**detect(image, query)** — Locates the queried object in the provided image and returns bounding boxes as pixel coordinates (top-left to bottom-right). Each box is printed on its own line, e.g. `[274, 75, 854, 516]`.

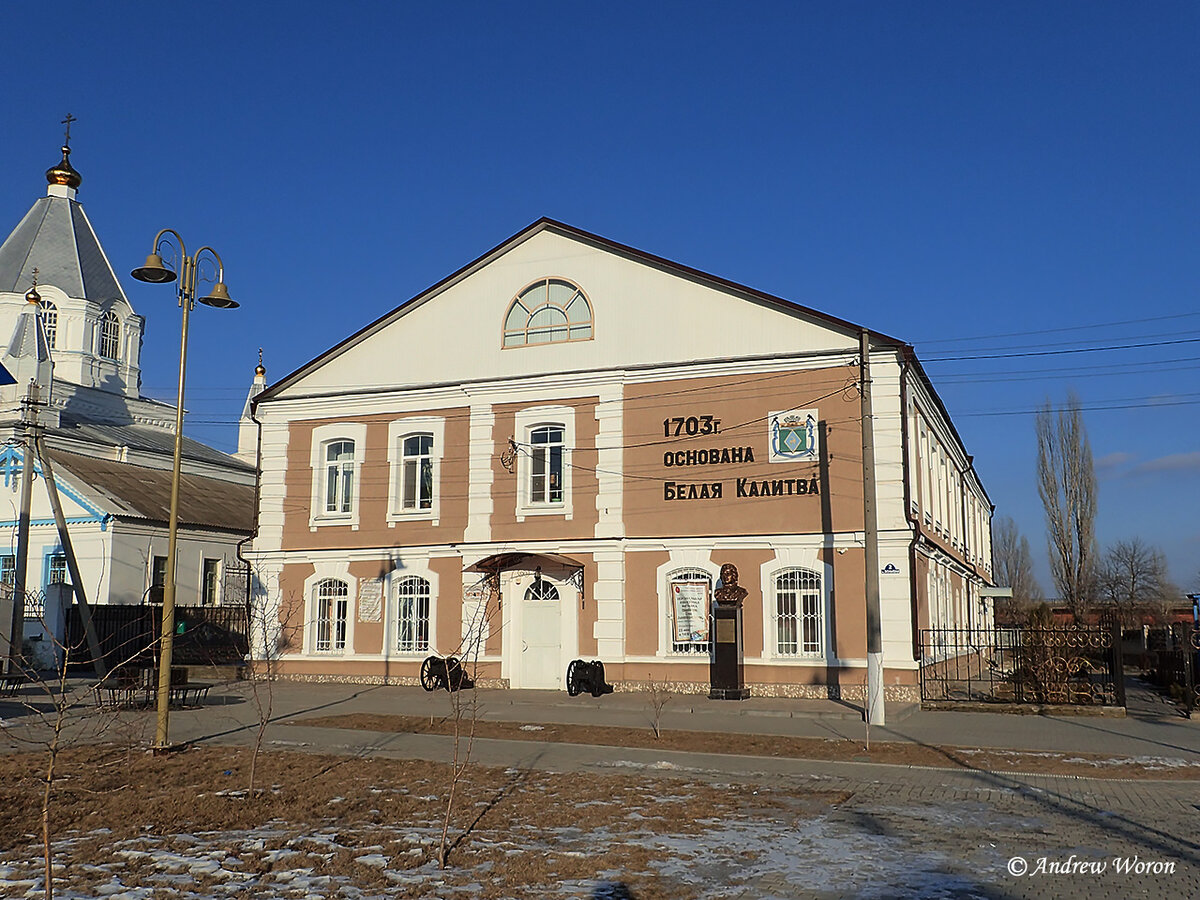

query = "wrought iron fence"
[65, 604, 249, 671]
[1143, 624, 1200, 714]
[919, 625, 1125, 707]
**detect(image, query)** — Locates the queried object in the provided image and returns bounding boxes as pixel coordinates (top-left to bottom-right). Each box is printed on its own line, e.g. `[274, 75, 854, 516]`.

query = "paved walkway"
[167, 675, 1200, 761]
[6, 676, 1200, 898]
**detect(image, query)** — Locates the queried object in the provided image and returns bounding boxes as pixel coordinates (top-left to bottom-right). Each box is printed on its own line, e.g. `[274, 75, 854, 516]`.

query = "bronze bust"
[714, 563, 748, 609]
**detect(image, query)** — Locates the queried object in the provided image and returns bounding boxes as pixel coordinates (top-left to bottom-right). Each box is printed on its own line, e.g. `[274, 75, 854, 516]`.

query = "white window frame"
[310, 577, 350, 654]
[772, 567, 824, 658]
[387, 417, 445, 526]
[98, 311, 120, 360]
[309, 422, 367, 529]
[514, 405, 575, 520]
[919, 426, 931, 525]
[394, 574, 432, 655]
[38, 300, 57, 350]
[655, 552, 720, 658]
[760, 549, 832, 663]
[665, 567, 713, 656]
[201, 557, 220, 606]
[324, 441, 356, 513]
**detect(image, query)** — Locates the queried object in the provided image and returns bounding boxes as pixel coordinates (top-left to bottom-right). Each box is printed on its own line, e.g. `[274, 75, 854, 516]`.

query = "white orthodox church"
[0, 137, 258, 664]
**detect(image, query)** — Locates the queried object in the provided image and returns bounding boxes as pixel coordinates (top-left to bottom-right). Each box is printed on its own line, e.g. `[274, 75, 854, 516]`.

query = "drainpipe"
[898, 348, 922, 663]
[235, 404, 263, 661]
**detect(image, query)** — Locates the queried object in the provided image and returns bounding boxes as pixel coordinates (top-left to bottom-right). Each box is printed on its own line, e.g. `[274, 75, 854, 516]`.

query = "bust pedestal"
[709, 604, 749, 700]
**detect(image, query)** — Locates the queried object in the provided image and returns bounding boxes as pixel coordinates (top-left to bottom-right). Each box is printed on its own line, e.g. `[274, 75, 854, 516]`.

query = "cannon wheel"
[420, 656, 440, 692]
[566, 659, 581, 696]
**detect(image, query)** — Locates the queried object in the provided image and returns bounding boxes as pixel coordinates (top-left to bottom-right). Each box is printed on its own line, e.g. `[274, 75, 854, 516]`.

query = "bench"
[93, 667, 213, 709]
[93, 667, 150, 708]
[2, 673, 25, 697]
[169, 681, 213, 707]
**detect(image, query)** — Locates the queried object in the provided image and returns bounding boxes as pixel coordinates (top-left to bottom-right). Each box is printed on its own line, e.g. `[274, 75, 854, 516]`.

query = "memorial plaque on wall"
[671, 582, 711, 643]
[357, 579, 383, 623]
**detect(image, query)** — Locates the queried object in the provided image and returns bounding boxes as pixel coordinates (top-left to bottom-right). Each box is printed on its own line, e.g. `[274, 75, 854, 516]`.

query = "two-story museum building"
[248, 219, 993, 700]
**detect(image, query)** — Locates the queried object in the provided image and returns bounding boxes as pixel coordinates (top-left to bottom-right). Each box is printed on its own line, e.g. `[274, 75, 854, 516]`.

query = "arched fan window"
[503, 278, 593, 347]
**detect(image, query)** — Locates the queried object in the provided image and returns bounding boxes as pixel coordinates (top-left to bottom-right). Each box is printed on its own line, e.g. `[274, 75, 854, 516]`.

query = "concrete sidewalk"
[163, 676, 1200, 763]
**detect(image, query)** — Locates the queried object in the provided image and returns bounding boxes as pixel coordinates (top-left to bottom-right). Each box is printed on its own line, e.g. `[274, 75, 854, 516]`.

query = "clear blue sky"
[1, 2, 1196, 591]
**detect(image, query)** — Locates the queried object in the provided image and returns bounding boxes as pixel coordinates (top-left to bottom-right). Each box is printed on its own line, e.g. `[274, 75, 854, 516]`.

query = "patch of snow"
[1061, 755, 1200, 769]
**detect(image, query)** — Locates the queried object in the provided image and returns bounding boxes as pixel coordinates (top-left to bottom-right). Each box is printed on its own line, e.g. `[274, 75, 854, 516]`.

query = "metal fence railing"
[919, 624, 1125, 708]
[1143, 624, 1200, 715]
[65, 604, 249, 672]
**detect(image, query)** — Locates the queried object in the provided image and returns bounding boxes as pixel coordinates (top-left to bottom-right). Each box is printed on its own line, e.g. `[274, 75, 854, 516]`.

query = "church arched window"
[38, 301, 57, 350]
[98, 311, 120, 360]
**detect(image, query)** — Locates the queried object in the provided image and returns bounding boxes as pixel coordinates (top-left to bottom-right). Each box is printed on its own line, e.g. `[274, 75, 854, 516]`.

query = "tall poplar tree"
[1036, 393, 1098, 617]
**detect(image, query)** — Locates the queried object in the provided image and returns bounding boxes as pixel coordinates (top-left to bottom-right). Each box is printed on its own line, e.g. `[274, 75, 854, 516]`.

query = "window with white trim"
[313, 578, 349, 653]
[309, 423, 367, 527]
[529, 425, 564, 505]
[503, 278, 593, 347]
[524, 579, 560, 603]
[38, 300, 57, 350]
[395, 575, 431, 653]
[99, 311, 120, 360]
[202, 558, 220, 606]
[386, 417, 444, 524]
[667, 567, 712, 655]
[919, 427, 930, 523]
[48, 553, 68, 585]
[400, 434, 434, 511]
[774, 568, 823, 656]
[514, 406, 576, 519]
[323, 440, 355, 514]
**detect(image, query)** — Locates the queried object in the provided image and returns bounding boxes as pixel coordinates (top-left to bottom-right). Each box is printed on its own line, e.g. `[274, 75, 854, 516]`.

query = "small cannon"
[566, 659, 613, 697]
[420, 655, 474, 692]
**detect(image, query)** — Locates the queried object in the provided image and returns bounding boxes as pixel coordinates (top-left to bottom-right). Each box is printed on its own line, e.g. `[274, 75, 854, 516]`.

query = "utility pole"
[34, 432, 106, 677]
[6, 383, 39, 674]
[859, 330, 885, 726]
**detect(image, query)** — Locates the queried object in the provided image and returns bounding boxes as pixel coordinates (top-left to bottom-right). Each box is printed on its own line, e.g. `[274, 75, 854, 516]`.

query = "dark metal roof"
[0, 195, 125, 301]
[45, 448, 255, 533]
[54, 414, 256, 472]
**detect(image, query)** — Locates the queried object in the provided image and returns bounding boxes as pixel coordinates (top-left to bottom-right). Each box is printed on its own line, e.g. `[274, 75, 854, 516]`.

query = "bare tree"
[1096, 539, 1179, 627]
[2, 593, 153, 900]
[992, 516, 1043, 622]
[243, 567, 302, 799]
[437, 572, 496, 869]
[646, 676, 672, 740]
[1036, 394, 1098, 617]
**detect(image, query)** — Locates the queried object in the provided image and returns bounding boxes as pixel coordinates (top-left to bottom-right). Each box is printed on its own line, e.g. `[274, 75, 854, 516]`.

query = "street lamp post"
[131, 230, 238, 753]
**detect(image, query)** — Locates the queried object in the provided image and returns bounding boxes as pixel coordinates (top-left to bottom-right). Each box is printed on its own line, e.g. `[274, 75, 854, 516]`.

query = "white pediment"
[276, 225, 863, 398]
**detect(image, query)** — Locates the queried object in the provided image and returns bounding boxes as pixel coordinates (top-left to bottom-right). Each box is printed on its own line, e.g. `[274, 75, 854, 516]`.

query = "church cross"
[61, 113, 77, 148]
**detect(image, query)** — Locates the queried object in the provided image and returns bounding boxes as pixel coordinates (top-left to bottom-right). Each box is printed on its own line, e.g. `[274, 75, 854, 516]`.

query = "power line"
[915, 310, 1200, 345]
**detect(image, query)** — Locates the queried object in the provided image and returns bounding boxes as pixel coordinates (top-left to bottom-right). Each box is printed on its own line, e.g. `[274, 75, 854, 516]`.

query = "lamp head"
[199, 282, 238, 309]
[131, 254, 177, 284]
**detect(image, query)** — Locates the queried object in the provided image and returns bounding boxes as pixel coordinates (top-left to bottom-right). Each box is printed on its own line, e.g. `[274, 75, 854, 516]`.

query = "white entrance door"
[522, 590, 562, 689]
[508, 569, 572, 689]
